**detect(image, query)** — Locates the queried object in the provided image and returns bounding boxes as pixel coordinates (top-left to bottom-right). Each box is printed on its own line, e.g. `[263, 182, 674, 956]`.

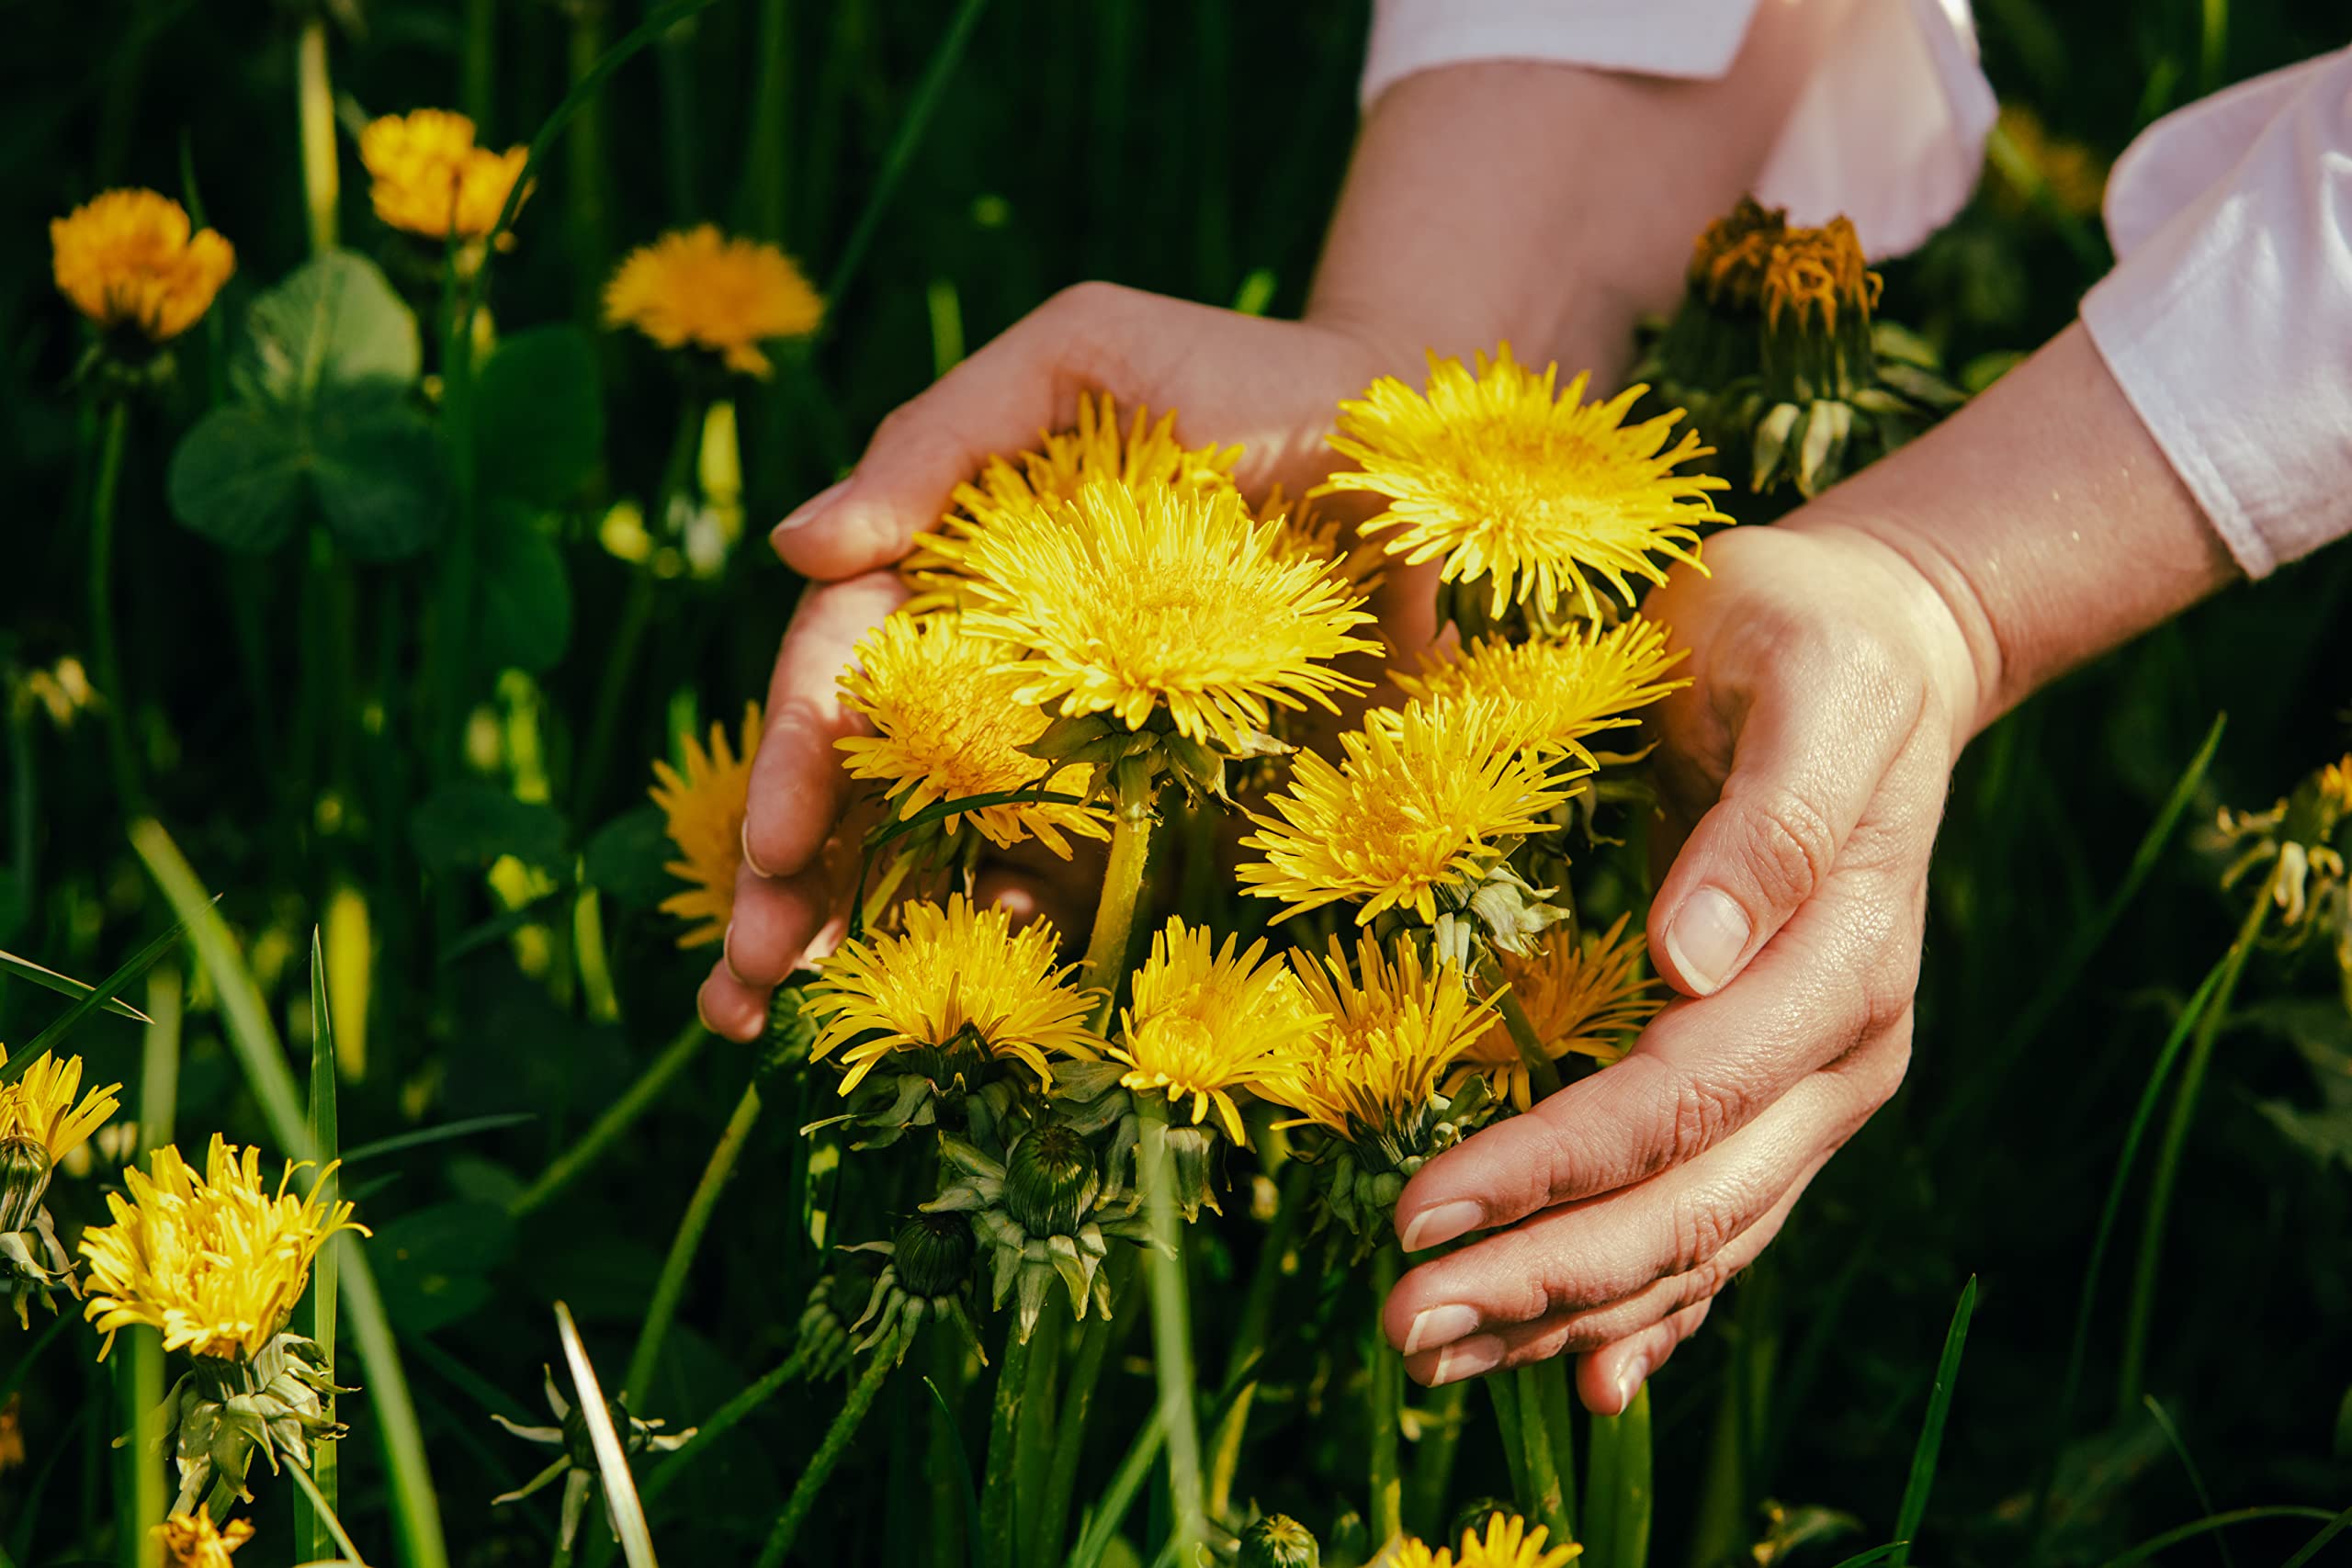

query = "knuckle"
[1661, 1068, 1745, 1168]
[1667, 1193, 1737, 1276]
[1732, 780, 1838, 912]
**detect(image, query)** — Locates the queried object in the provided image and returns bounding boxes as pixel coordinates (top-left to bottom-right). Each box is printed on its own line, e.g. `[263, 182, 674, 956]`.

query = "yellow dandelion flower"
[0, 1047, 121, 1165]
[50, 190, 234, 344]
[835, 612, 1108, 856]
[1762, 218, 1882, 334]
[1394, 1512, 1582, 1568]
[603, 225, 823, 378]
[1111, 918, 1319, 1144]
[1239, 697, 1577, 926]
[959, 481, 1379, 748]
[805, 896, 1104, 1096]
[1455, 913, 1662, 1111]
[2316, 756, 2352, 817]
[1320, 344, 1730, 620]
[649, 704, 760, 949]
[1393, 617, 1687, 767]
[1688, 195, 1786, 310]
[359, 108, 529, 244]
[79, 1134, 366, 1362]
[155, 1512, 255, 1568]
[904, 394, 1242, 604]
[1258, 486, 1385, 594]
[1261, 934, 1494, 1140]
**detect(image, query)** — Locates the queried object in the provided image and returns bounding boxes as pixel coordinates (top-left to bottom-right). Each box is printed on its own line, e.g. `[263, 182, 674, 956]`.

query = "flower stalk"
[622, 1079, 763, 1403]
[1136, 1094, 1208, 1558]
[86, 398, 141, 812]
[1080, 763, 1158, 1024]
[1369, 1244, 1405, 1544]
[978, 1315, 1035, 1568]
[1479, 953, 1563, 1100]
[757, 1335, 899, 1568]
[295, 16, 338, 254]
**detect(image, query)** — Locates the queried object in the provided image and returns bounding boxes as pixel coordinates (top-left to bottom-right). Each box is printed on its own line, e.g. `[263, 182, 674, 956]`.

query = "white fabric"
[1360, 0, 1998, 256]
[2081, 47, 2352, 578]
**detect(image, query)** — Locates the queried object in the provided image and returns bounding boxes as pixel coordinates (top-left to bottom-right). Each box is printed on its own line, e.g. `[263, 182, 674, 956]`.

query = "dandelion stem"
[288, 1459, 368, 1567]
[86, 399, 141, 814]
[1513, 1365, 1570, 1552]
[2117, 861, 2277, 1415]
[623, 1079, 763, 1403]
[758, 1337, 898, 1568]
[1036, 1252, 1134, 1564]
[295, 16, 338, 254]
[978, 1316, 1035, 1568]
[1080, 768, 1157, 1028]
[1405, 1382, 1470, 1539]
[1478, 953, 1562, 1100]
[1224, 1161, 1306, 1391]
[509, 1021, 710, 1219]
[1136, 1095, 1209, 1557]
[1369, 1244, 1405, 1545]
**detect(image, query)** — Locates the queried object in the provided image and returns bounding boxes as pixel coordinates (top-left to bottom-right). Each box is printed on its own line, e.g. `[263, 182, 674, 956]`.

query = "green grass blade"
[2279, 1504, 2352, 1568]
[130, 819, 449, 1568]
[304, 930, 343, 1563]
[6, 914, 191, 1077]
[1068, 1408, 1167, 1568]
[2140, 1396, 2233, 1568]
[2095, 1506, 2337, 1568]
[1825, 1546, 1911, 1568]
[921, 1375, 987, 1568]
[1891, 1276, 1978, 1568]
[506, 1020, 708, 1218]
[1582, 1384, 1653, 1568]
[341, 1112, 538, 1166]
[639, 1349, 808, 1506]
[0, 947, 151, 1022]
[556, 1301, 662, 1568]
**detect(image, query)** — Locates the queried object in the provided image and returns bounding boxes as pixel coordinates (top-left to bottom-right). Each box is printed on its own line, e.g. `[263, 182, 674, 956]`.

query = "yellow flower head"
[1688, 196, 1787, 309]
[359, 109, 529, 244]
[51, 190, 234, 344]
[0, 1047, 121, 1166]
[804, 896, 1105, 1096]
[1394, 1511, 1582, 1568]
[1457, 913, 1662, 1110]
[1112, 918, 1319, 1144]
[1320, 344, 1730, 620]
[959, 481, 1379, 748]
[604, 225, 823, 378]
[79, 1134, 366, 1362]
[1762, 218, 1882, 333]
[1259, 486, 1385, 595]
[835, 612, 1108, 857]
[155, 1512, 255, 1568]
[1261, 935, 1495, 1141]
[649, 704, 761, 949]
[904, 394, 1242, 605]
[1240, 697, 1577, 926]
[1394, 617, 1687, 768]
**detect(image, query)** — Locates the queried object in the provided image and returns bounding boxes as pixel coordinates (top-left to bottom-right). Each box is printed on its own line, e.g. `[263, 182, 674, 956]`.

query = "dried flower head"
[1762, 218, 1883, 333]
[51, 189, 234, 344]
[604, 226, 823, 377]
[1687, 196, 1787, 309]
[154, 1511, 255, 1568]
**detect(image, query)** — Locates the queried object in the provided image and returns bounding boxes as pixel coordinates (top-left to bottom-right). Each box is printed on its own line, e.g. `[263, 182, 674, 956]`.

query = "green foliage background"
[3, 1, 2349, 1564]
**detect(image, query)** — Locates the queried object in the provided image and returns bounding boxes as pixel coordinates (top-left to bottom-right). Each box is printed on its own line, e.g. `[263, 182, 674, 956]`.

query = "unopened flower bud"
[559, 1393, 636, 1472]
[894, 1212, 976, 1299]
[0, 1137, 52, 1235]
[1238, 1514, 1321, 1568]
[1005, 1124, 1100, 1237]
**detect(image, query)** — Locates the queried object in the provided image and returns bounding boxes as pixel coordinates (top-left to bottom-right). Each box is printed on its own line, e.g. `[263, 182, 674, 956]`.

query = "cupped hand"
[698, 284, 1408, 1041]
[1381, 520, 1988, 1412]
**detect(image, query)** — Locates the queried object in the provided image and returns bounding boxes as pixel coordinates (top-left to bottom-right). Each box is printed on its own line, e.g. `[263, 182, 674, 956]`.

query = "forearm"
[1795, 322, 2240, 740]
[1305, 0, 1857, 378]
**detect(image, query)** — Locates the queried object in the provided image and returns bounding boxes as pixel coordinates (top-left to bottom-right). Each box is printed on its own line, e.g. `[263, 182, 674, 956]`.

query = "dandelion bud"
[1238, 1514, 1321, 1568]
[558, 1392, 636, 1472]
[1004, 1124, 1100, 1238]
[0, 1136, 51, 1235]
[892, 1212, 977, 1300]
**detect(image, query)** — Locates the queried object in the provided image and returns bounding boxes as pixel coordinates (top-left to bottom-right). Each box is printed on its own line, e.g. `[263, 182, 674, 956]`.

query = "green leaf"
[370, 1200, 517, 1334]
[0, 946, 153, 1022]
[1891, 1276, 1978, 1568]
[478, 502, 573, 672]
[166, 406, 310, 553]
[311, 387, 447, 560]
[583, 806, 678, 910]
[231, 249, 420, 406]
[409, 784, 570, 873]
[9, 914, 194, 1075]
[475, 326, 605, 507]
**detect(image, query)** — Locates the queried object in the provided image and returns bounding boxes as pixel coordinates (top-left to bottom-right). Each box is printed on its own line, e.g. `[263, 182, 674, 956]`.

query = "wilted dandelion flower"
[1455, 914, 1662, 1110]
[2216, 753, 2352, 925]
[1240, 698, 1575, 926]
[1320, 344, 1728, 619]
[961, 482, 1378, 748]
[805, 895, 1104, 1095]
[1394, 1510, 1582, 1568]
[79, 1134, 365, 1361]
[1262, 935, 1495, 1141]
[51, 190, 234, 344]
[154, 1512, 254, 1568]
[359, 108, 528, 245]
[648, 703, 760, 948]
[1111, 917, 1319, 1144]
[836, 612, 1107, 857]
[1688, 196, 1786, 310]
[604, 225, 822, 378]
[1761, 218, 1882, 333]
[1394, 617, 1687, 766]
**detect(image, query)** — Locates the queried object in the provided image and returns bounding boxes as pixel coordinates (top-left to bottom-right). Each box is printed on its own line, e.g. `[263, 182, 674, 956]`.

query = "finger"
[722, 858, 833, 990]
[1647, 633, 1928, 998]
[1577, 1298, 1714, 1414]
[1409, 1291, 1718, 1395]
[1385, 1049, 1893, 1350]
[769, 282, 1157, 581]
[1396, 866, 1928, 1249]
[697, 960, 768, 1043]
[741, 571, 908, 879]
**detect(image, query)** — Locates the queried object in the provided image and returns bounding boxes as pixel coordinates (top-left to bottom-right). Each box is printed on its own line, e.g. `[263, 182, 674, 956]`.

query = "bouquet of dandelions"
[656, 319, 1736, 1565]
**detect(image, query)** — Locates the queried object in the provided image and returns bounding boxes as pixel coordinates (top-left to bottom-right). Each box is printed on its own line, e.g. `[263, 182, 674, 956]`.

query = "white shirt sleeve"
[2079, 47, 2352, 579]
[1360, 0, 1996, 258]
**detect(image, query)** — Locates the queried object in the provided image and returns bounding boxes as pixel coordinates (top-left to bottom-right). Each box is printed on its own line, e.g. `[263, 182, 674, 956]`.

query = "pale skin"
[704, 13, 2242, 1413]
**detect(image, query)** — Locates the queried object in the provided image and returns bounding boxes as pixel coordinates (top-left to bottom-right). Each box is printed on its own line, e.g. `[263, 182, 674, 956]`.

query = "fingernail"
[772, 478, 852, 539]
[1400, 1200, 1484, 1253]
[1614, 1354, 1650, 1414]
[1430, 1334, 1507, 1386]
[1404, 1304, 1480, 1356]
[1665, 886, 1750, 995]
[741, 818, 781, 880]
